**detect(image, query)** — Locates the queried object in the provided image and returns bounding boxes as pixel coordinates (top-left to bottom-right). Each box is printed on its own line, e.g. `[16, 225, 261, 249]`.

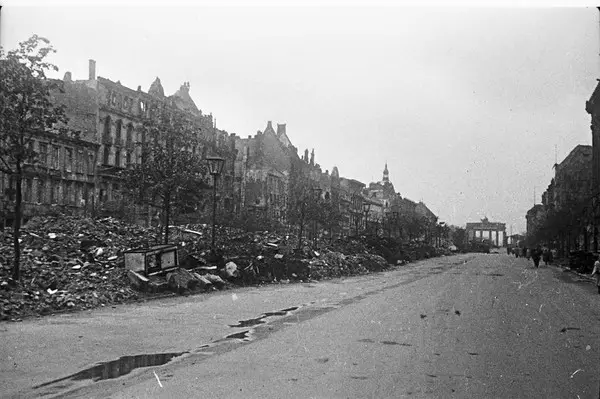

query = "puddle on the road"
[225, 330, 250, 340]
[34, 352, 188, 389]
[229, 316, 266, 328]
[381, 341, 412, 346]
[560, 327, 581, 333]
[229, 307, 299, 328]
[264, 311, 287, 317]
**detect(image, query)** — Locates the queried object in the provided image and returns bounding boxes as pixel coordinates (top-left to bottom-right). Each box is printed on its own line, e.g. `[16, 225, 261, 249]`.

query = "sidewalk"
[551, 259, 595, 282]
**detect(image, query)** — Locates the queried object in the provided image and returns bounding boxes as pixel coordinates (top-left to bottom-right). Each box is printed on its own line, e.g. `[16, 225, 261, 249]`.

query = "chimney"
[89, 59, 96, 80]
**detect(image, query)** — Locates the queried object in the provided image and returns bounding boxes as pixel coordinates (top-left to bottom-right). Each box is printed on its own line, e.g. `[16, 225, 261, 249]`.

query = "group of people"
[509, 246, 553, 267]
[510, 245, 600, 294]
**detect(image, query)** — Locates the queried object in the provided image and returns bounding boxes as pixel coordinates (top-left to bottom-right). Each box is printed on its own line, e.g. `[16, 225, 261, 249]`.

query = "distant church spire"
[382, 162, 389, 183]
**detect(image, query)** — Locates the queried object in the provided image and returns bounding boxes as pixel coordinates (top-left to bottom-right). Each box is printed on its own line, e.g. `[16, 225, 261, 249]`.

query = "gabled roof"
[148, 77, 164, 97]
[171, 82, 199, 114]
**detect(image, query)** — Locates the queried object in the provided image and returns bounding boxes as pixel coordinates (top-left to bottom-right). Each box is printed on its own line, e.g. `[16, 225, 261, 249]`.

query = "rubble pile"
[0, 216, 159, 321]
[1, 216, 447, 321]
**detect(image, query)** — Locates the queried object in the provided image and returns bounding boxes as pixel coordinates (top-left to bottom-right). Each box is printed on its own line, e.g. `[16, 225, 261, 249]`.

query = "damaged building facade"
[1, 59, 438, 240]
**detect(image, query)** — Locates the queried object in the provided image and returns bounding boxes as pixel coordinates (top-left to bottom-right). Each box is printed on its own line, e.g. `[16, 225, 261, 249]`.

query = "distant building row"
[526, 141, 595, 253]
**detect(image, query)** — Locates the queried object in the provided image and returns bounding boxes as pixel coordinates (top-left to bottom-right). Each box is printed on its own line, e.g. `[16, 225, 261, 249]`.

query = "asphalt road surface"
[3, 252, 599, 398]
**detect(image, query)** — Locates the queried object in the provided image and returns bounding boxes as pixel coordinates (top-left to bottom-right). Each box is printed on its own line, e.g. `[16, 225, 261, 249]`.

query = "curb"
[553, 263, 595, 283]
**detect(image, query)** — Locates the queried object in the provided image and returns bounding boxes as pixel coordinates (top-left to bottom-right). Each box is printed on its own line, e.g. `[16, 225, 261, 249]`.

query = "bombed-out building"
[2, 58, 439, 238]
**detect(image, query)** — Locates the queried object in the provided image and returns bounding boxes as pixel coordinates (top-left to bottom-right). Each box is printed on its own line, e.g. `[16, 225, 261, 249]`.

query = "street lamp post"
[439, 221, 446, 248]
[362, 201, 371, 235]
[206, 156, 225, 253]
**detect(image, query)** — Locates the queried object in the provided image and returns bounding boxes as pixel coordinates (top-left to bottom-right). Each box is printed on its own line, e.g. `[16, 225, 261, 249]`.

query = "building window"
[115, 150, 121, 167]
[51, 181, 60, 205]
[65, 181, 72, 205]
[88, 152, 95, 174]
[25, 142, 34, 164]
[36, 179, 44, 203]
[65, 148, 73, 172]
[103, 146, 110, 165]
[75, 182, 83, 207]
[115, 120, 122, 145]
[103, 116, 111, 141]
[39, 143, 48, 165]
[49, 181, 55, 204]
[77, 150, 83, 173]
[23, 179, 32, 202]
[51, 146, 60, 169]
[126, 151, 132, 166]
[113, 183, 120, 202]
[126, 124, 133, 147]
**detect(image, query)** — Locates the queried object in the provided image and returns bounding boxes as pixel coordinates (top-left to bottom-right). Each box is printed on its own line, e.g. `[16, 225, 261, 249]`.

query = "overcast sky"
[2, 3, 598, 233]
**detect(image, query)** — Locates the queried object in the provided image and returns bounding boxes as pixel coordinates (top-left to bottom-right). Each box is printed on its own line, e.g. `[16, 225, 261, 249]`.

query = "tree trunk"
[163, 192, 170, 245]
[297, 202, 305, 250]
[12, 166, 22, 281]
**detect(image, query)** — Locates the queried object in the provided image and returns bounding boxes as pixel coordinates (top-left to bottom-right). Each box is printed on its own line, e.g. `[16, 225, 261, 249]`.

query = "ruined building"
[1, 59, 438, 236]
[0, 60, 236, 224]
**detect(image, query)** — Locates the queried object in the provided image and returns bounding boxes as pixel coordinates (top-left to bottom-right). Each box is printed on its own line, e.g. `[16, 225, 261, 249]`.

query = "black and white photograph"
[1, 1, 599, 397]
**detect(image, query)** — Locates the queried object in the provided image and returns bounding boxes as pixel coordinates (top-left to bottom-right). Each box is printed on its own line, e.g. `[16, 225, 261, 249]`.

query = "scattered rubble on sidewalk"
[1, 216, 448, 321]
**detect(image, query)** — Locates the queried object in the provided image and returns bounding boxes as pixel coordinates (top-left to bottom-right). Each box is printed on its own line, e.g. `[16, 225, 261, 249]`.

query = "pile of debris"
[1, 216, 440, 321]
[0, 216, 162, 321]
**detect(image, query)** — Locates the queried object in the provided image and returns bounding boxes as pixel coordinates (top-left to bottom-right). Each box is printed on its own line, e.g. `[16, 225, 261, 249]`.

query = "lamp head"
[206, 156, 225, 176]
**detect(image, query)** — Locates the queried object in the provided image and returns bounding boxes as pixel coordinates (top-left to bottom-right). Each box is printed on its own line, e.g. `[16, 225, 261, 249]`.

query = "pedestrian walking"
[542, 248, 550, 266]
[592, 255, 600, 295]
[532, 246, 541, 268]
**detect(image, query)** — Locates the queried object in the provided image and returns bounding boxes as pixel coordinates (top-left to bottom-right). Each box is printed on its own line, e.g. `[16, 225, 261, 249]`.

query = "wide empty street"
[3, 253, 599, 398]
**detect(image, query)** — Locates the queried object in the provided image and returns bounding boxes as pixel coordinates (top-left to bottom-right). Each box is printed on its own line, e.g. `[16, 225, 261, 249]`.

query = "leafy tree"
[400, 212, 426, 243]
[450, 226, 466, 250]
[321, 193, 343, 242]
[120, 102, 208, 244]
[0, 35, 69, 280]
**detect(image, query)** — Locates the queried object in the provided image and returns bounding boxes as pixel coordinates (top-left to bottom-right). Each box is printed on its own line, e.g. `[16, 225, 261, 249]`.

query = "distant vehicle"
[465, 239, 491, 254]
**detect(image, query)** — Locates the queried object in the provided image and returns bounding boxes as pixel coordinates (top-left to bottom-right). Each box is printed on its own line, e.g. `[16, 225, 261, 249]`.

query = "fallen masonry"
[0, 215, 450, 321]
